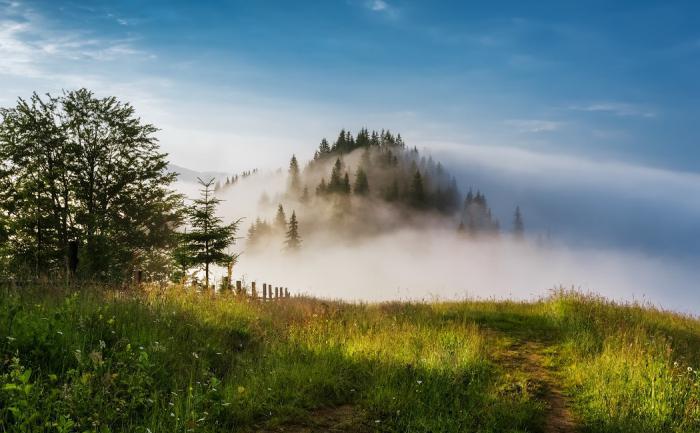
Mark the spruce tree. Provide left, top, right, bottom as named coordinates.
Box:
left=342, top=172, right=351, bottom=194
left=182, top=178, right=239, bottom=288
left=316, top=178, right=327, bottom=195
left=318, top=138, right=331, bottom=155
left=275, top=204, right=287, bottom=231
left=288, top=155, right=300, bottom=193
left=328, top=158, right=343, bottom=193
left=513, top=206, right=525, bottom=239
left=285, top=211, right=301, bottom=251
left=408, top=170, right=426, bottom=208
left=353, top=167, right=369, bottom=195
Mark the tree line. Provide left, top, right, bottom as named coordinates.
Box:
left=0, top=90, right=240, bottom=285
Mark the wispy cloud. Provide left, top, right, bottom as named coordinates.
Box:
left=505, top=119, right=563, bottom=133
left=363, top=0, right=399, bottom=19
left=568, top=102, right=656, bottom=118
left=0, top=2, right=150, bottom=79
left=369, top=0, right=388, bottom=11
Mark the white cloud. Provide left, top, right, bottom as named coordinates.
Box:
left=568, top=102, right=656, bottom=118
left=369, top=0, right=388, bottom=11
left=504, top=119, right=563, bottom=133
left=429, top=140, right=700, bottom=214
left=0, top=3, right=148, bottom=79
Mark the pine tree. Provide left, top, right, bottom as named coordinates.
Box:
left=353, top=167, right=369, bottom=195
left=182, top=178, right=239, bottom=288
left=513, top=206, right=525, bottom=239
left=275, top=204, right=287, bottom=231
left=288, top=154, right=300, bottom=193
left=300, top=186, right=310, bottom=204
left=318, top=138, right=331, bottom=155
left=385, top=178, right=400, bottom=202
left=316, top=178, right=327, bottom=195
left=328, top=158, right=344, bottom=193
left=408, top=170, right=426, bottom=208
left=342, top=172, right=351, bottom=194
left=285, top=211, right=301, bottom=251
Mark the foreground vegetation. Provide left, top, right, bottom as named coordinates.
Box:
left=1, top=287, right=698, bottom=433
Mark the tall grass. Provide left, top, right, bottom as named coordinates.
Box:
left=1, top=287, right=698, bottom=432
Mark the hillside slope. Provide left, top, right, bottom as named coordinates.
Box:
left=1, top=288, right=698, bottom=432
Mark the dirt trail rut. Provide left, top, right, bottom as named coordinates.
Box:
left=500, top=340, right=577, bottom=433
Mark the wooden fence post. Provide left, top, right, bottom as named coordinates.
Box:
left=251, top=282, right=257, bottom=299
left=285, top=287, right=289, bottom=298
left=236, top=280, right=242, bottom=295
left=275, top=287, right=279, bottom=299
left=263, top=283, right=267, bottom=301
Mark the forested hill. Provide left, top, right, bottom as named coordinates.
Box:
left=219, top=128, right=520, bottom=250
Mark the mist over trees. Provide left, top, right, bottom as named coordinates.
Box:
left=238, top=127, right=525, bottom=249
left=1, top=88, right=527, bottom=284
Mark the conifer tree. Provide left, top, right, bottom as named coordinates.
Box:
left=353, top=167, right=369, bottom=195
left=288, top=155, right=300, bottom=192
left=285, top=211, right=302, bottom=251
left=343, top=172, right=351, bottom=194
left=328, top=158, right=344, bottom=193
left=316, top=178, right=327, bottom=195
left=408, top=170, right=426, bottom=208
left=182, top=178, right=239, bottom=288
left=300, top=186, right=310, bottom=204
left=514, top=206, right=525, bottom=239
left=275, top=204, right=287, bottom=231
left=318, top=138, right=331, bottom=155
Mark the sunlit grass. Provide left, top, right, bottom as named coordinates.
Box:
left=1, top=287, right=698, bottom=432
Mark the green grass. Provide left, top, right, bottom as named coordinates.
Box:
left=0, top=287, right=699, bottom=432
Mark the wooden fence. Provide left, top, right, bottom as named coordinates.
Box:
left=0, top=278, right=295, bottom=301
left=223, top=280, right=291, bottom=300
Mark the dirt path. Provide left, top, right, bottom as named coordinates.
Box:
left=498, top=339, right=577, bottom=433
left=253, top=405, right=366, bottom=433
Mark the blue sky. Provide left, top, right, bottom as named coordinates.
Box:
left=1, top=0, right=699, bottom=172
left=1, top=0, right=700, bottom=254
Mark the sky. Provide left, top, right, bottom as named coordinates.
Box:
left=1, top=0, right=699, bottom=261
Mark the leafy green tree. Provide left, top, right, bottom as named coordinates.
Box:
left=182, top=178, right=239, bottom=288
left=0, top=89, right=183, bottom=282
left=353, top=167, right=369, bottom=195
left=285, top=211, right=301, bottom=251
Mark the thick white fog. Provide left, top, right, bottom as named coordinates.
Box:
left=173, top=144, right=700, bottom=315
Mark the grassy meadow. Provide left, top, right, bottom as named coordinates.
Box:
left=0, top=286, right=699, bottom=433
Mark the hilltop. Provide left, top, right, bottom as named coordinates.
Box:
left=1, top=287, right=698, bottom=432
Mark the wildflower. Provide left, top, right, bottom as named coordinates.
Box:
left=417, top=380, right=423, bottom=385
left=6, top=336, right=15, bottom=342
left=237, top=386, right=245, bottom=394
left=375, top=420, right=381, bottom=423
left=99, top=340, right=106, bottom=349
left=689, top=367, right=694, bottom=373
left=170, top=413, right=175, bottom=417
left=57, top=331, right=63, bottom=335
left=192, top=352, right=199, bottom=359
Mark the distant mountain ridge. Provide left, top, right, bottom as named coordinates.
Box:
left=168, top=163, right=228, bottom=183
